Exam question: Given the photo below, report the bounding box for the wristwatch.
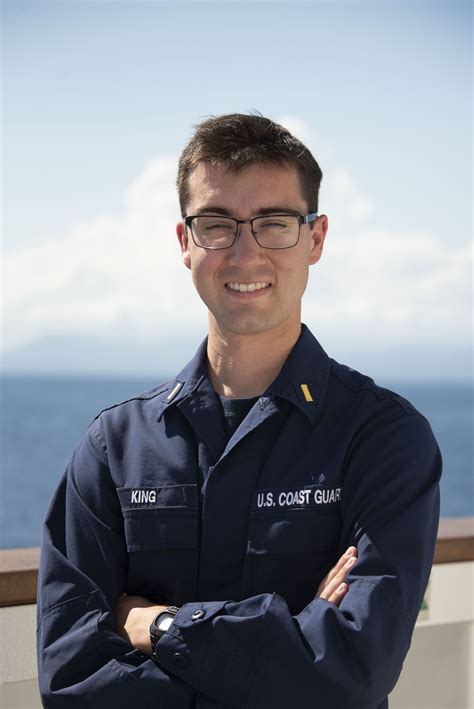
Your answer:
[149,606,179,661]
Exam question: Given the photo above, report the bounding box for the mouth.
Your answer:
[225,282,271,293]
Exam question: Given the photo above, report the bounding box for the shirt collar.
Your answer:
[155,324,330,426]
[265,323,330,425]
[154,336,209,421]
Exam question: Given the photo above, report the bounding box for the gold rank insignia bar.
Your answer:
[300,383,314,403]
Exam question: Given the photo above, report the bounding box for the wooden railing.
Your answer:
[1,517,473,608]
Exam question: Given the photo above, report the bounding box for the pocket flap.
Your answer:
[123,509,198,552]
[249,510,341,554]
[118,484,199,552]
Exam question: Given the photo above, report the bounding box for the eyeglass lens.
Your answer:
[190,215,300,249]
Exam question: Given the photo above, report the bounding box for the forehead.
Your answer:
[186,162,307,215]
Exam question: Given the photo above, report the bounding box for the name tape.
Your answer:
[253,486,343,510]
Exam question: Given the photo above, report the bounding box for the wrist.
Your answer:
[131,604,163,655]
[149,606,180,661]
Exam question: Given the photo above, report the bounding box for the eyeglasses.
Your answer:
[184,212,318,250]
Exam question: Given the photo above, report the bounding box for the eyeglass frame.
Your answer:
[184,212,319,250]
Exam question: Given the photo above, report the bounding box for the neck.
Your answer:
[207,319,302,398]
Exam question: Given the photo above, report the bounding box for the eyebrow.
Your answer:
[193,207,233,216]
[192,206,303,217]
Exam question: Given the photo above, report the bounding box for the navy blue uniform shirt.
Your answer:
[37,325,441,708]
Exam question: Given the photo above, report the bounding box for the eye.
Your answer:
[195,217,234,233]
[258,217,292,230]
[204,221,233,231]
[262,220,288,228]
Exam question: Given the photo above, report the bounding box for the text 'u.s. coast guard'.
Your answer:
[256,486,343,509]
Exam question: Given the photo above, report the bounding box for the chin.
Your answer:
[216,313,287,338]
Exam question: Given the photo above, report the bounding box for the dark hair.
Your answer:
[177,113,323,216]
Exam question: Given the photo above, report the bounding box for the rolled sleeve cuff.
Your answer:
[154,599,260,706]
[154,601,227,688]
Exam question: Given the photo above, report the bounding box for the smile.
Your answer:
[225,282,271,293]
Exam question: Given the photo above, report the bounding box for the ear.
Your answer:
[308,215,328,266]
[176,221,192,270]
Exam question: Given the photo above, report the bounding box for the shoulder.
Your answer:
[325,358,441,456]
[93,381,172,420]
[85,380,175,453]
[326,361,441,478]
[327,358,420,417]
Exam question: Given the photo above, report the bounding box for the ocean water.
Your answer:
[0,374,472,549]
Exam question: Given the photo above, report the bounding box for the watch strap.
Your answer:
[150,606,179,661]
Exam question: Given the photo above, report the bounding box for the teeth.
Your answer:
[226,282,270,292]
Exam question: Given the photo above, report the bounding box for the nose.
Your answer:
[227,222,265,267]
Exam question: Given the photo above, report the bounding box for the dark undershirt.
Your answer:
[218,395,259,439]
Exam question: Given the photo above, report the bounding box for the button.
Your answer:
[191,609,206,621]
[172,653,188,669]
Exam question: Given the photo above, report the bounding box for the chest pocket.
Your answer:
[244,488,342,614]
[117,484,198,605]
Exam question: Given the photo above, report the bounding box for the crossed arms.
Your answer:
[37,411,440,708]
[115,547,358,656]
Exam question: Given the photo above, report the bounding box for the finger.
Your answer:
[317,555,357,601]
[319,570,349,603]
[319,546,357,589]
[331,546,357,575]
[326,582,348,606]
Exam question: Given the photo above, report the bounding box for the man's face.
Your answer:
[176,162,328,339]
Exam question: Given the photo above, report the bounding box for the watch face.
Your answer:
[158,614,175,632]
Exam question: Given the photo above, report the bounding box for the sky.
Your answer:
[1,0,472,381]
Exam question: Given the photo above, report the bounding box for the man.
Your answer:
[37,114,441,708]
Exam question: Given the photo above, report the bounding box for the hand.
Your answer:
[315,546,358,606]
[115,595,167,655]
[115,549,358,652]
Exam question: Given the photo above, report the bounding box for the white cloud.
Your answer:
[304,229,471,348]
[2,118,471,376]
[329,169,374,223]
[2,156,207,352]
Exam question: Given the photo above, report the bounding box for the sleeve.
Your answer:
[36,418,197,708]
[153,412,441,709]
